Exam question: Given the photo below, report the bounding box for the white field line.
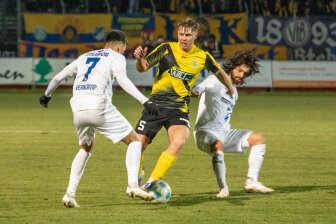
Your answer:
[0,130,335,136]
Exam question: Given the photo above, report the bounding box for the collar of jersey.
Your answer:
[175,42,197,56]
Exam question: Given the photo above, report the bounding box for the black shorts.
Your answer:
[135,108,190,142]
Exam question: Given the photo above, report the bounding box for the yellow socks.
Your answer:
[150,151,177,180]
[138,154,144,176]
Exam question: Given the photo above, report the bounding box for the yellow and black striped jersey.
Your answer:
[145,42,221,113]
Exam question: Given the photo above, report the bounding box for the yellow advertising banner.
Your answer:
[154,13,247,45]
[19,41,105,58]
[23,13,112,43]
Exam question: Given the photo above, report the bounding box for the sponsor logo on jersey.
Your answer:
[75,84,97,90]
[220,97,234,107]
[190,60,199,68]
[169,68,194,81]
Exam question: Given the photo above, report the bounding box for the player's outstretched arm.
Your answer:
[214,69,234,95]
[115,72,159,117]
[191,80,207,98]
[134,46,150,73]
[39,67,75,108]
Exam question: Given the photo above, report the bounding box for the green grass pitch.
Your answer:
[0,90,335,223]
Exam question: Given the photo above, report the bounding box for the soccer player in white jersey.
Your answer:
[39,30,159,207]
[192,49,274,198]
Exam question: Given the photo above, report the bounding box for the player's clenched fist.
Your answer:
[134,46,147,59]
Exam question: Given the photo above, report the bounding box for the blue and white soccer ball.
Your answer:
[146,180,171,203]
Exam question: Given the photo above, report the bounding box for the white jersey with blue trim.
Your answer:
[68,49,126,112]
[194,75,238,131]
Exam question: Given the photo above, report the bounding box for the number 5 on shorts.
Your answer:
[82,57,100,82]
[138,120,146,131]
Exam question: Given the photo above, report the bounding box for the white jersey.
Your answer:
[68,49,127,111]
[194,75,238,131]
[44,48,148,112]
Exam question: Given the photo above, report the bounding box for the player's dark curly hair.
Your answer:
[222,48,260,85]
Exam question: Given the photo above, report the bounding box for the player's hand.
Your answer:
[191,91,199,98]
[39,95,51,108]
[143,100,159,117]
[134,46,148,60]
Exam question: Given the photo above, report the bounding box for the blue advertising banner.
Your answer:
[248,15,336,49]
[112,13,155,49]
[111,13,155,58]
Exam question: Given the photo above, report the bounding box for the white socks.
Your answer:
[247,144,266,183]
[212,151,226,189]
[67,149,91,197]
[125,141,142,188]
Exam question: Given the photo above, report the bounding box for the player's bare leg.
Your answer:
[142,125,189,189]
[122,130,155,201]
[245,132,274,193]
[62,140,94,208]
[210,140,229,198]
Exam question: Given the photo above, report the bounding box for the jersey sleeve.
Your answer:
[44,62,77,97]
[113,55,148,104]
[66,58,78,73]
[204,52,221,74]
[145,43,168,68]
[111,54,127,78]
[192,75,217,94]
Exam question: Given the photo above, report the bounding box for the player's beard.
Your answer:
[230,74,244,85]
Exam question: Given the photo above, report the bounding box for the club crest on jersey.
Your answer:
[190,60,199,68]
[169,67,194,81]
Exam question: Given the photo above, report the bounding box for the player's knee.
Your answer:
[169,138,187,151]
[249,132,266,146]
[210,140,223,153]
[122,130,141,145]
[82,142,94,153]
[139,135,150,152]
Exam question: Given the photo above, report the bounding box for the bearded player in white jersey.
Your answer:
[39,30,159,207]
[192,49,274,198]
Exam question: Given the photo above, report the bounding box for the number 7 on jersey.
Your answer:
[82,57,100,82]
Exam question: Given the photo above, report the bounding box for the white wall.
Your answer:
[1,58,336,88]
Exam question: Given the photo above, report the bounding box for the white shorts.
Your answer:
[73,105,133,146]
[193,129,252,155]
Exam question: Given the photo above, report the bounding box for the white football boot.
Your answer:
[245,181,274,193]
[62,193,80,208]
[217,186,229,198]
[126,186,155,201]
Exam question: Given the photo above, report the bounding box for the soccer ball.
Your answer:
[146,180,171,203]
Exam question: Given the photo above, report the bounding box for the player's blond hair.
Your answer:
[176,18,199,33]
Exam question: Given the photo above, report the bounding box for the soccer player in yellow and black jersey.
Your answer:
[134,18,235,189]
